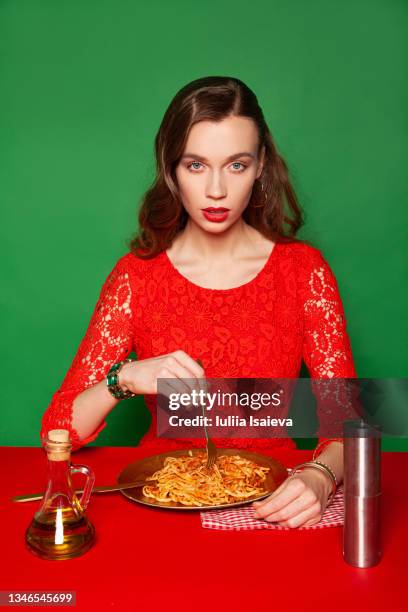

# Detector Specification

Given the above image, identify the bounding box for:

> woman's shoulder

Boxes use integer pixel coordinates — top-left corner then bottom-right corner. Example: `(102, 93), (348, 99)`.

(278, 241), (342, 303)
(113, 249), (166, 278)
(277, 241), (336, 289)
(278, 240), (325, 266)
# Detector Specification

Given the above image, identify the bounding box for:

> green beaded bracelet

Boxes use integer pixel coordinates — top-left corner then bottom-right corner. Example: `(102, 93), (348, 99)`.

(106, 359), (136, 400)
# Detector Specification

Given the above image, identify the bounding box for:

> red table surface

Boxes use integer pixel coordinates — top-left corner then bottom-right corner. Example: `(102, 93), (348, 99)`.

(0, 444), (406, 612)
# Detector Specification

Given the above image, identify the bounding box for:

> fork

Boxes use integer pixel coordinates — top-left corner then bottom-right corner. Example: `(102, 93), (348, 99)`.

(196, 358), (217, 470)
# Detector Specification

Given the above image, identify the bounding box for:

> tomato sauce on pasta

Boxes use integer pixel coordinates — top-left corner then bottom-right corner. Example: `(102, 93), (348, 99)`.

(142, 453), (270, 506)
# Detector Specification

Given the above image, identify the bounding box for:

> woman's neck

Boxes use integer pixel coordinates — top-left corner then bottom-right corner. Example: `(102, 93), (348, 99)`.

(171, 218), (267, 264)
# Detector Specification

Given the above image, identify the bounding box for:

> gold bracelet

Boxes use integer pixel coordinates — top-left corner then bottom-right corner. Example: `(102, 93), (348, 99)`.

(289, 461), (337, 506)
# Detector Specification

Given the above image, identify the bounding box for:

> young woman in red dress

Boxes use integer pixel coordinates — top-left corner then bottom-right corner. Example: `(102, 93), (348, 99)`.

(41, 76), (356, 528)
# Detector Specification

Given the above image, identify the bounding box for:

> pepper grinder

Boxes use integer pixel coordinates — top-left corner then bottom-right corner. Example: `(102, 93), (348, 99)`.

(343, 419), (382, 567)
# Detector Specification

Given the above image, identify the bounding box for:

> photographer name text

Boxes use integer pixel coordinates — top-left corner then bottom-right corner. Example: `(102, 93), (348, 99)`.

(168, 415), (293, 427)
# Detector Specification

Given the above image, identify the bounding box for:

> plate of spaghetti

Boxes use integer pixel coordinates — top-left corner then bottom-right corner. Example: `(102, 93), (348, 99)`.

(117, 448), (288, 510)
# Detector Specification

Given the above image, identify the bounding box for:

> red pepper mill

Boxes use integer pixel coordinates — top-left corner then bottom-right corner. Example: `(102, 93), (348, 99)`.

(343, 419), (382, 567)
(25, 429), (96, 560)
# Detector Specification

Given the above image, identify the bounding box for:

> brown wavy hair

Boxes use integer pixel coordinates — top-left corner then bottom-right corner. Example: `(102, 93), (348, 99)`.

(129, 76), (304, 258)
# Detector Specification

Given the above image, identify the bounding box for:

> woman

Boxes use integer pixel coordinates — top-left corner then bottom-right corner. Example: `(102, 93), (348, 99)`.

(41, 76), (356, 528)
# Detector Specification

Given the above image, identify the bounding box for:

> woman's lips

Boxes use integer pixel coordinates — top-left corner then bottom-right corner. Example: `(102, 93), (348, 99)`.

(202, 209), (230, 223)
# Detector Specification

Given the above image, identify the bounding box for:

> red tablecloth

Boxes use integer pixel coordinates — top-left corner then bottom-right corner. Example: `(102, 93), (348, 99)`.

(1, 445), (406, 612)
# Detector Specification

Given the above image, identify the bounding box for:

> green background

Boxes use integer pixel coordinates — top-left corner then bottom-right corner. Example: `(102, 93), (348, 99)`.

(1, 0), (407, 450)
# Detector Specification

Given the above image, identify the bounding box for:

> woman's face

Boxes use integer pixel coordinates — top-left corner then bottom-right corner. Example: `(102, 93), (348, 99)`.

(175, 115), (265, 232)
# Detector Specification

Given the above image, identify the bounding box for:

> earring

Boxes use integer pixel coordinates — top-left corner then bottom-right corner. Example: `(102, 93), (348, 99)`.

(250, 179), (267, 208)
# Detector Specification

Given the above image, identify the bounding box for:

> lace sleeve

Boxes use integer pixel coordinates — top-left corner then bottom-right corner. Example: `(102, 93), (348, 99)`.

(300, 248), (356, 379)
(40, 257), (134, 451)
(299, 247), (357, 456)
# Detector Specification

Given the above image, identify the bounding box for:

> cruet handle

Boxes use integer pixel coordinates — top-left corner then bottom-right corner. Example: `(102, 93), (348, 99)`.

(69, 464), (95, 510)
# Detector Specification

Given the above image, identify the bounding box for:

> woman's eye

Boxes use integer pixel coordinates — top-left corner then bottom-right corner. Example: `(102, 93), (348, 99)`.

(187, 161), (203, 171)
(231, 162), (246, 172)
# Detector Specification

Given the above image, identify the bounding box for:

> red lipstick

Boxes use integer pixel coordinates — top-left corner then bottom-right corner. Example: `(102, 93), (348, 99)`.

(202, 207), (230, 223)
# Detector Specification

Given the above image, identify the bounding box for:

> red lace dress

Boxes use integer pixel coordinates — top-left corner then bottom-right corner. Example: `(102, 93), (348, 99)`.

(40, 241), (357, 455)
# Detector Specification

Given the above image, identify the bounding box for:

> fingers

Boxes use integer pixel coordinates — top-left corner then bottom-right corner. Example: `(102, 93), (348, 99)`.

(166, 355), (196, 382)
(158, 377), (189, 401)
(170, 351), (208, 403)
(253, 477), (306, 517)
(156, 364), (192, 396)
(254, 494), (321, 525)
(172, 350), (204, 379)
(252, 477), (322, 527)
(157, 351), (207, 404)
(276, 502), (323, 529)
(299, 515), (322, 528)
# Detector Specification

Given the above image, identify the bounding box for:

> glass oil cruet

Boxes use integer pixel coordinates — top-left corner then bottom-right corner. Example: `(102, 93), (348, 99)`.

(25, 429), (96, 560)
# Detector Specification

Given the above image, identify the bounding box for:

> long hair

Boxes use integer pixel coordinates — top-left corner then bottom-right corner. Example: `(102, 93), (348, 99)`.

(129, 76), (304, 258)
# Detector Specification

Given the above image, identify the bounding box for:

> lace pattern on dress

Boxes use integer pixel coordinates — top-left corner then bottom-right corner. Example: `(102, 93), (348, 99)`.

(40, 261), (134, 450)
(299, 251), (357, 452)
(302, 260), (355, 379)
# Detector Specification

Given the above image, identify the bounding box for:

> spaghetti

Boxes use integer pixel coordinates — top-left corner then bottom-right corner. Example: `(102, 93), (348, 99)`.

(142, 453), (270, 506)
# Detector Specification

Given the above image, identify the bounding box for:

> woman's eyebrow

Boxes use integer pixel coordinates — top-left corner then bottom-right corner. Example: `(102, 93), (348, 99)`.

(181, 152), (256, 162)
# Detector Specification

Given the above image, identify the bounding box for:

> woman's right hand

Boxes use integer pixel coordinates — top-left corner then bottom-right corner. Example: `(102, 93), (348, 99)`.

(118, 350), (206, 398)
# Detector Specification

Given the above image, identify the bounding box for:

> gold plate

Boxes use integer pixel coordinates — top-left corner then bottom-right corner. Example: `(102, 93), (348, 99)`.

(117, 448), (288, 511)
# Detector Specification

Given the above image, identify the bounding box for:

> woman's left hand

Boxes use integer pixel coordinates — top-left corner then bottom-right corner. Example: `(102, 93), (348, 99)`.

(252, 468), (332, 528)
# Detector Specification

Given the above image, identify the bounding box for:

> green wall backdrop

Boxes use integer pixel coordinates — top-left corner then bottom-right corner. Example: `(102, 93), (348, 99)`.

(1, 0), (407, 450)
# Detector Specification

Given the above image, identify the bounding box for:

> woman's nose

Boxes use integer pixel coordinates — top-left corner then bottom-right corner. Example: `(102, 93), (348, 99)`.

(205, 172), (227, 199)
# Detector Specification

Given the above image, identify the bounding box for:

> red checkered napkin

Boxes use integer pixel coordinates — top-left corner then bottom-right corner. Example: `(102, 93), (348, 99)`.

(200, 471), (344, 531)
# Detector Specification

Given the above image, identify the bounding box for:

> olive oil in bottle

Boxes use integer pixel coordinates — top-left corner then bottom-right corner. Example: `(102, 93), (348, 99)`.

(25, 429), (96, 560)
